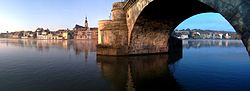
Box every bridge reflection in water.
[97,52,183,91]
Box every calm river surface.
[0,39,249,91]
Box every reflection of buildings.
[73,40,97,53]
[1,39,97,56]
[183,40,244,48]
[97,54,182,91]
[73,40,97,61]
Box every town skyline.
[0,0,235,33]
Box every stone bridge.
[97,0,250,55]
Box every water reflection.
[1,39,245,53]
[97,53,182,91]
[0,39,96,55]
[183,39,250,56]
[0,39,249,90]
[183,40,244,48]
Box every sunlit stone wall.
[97,2,128,55]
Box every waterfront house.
[21,31,34,39]
[224,33,231,39]
[57,29,74,40]
[12,31,23,39]
[36,28,50,39]
[0,33,8,38]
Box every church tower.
[84,17,88,28]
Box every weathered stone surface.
[129,17,170,54]
[98,0,250,55]
[97,2,128,55]
[98,24,128,48]
[125,0,154,45]
[98,20,112,44]
[124,0,250,55]
[112,2,127,21]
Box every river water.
[0,39,249,91]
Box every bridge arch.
[126,0,250,54]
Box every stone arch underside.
[128,0,216,54]
[127,0,250,54]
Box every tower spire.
[85,17,88,28]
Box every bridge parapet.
[123,0,137,11]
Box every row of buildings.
[0,17,98,40]
[173,29,241,40]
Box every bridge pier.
[242,32,250,55]
[128,29,169,54]
[97,2,129,55]
[248,39,250,56]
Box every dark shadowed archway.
[129,0,219,54]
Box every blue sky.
[175,13,235,32]
[0,0,118,32]
[0,0,235,33]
